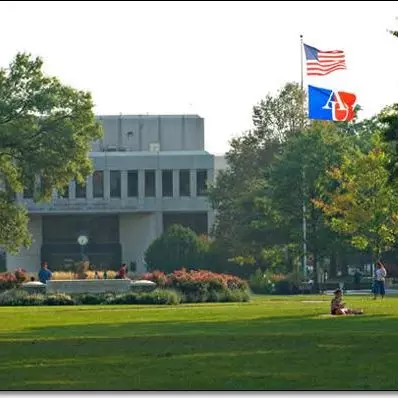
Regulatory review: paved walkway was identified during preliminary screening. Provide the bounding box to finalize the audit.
[324,289,398,296]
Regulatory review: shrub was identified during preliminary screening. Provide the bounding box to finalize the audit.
[21,293,46,306]
[141,270,169,287]
[75,293,105,305]
[0,289,29,305]
[0,269,28,291]
[43,293,76,306]
[273,279,300,295]
[142,269,250,303]
[145,224,207,273]
[0,289,45,306]
[248,268,275,294]
[220,288,250,302]
[106,289,181,305]
[0,272,17,291]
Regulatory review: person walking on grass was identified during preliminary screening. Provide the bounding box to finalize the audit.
[373,261,387,300]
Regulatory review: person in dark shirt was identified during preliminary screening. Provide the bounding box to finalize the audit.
[38,261,52,284]
[331,289,363,315]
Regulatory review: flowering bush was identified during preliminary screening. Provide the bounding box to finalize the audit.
[141,269,249,303]
[0,269,27,291]
[140,270,169,287]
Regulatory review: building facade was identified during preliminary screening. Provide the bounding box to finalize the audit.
[5,114,226,274]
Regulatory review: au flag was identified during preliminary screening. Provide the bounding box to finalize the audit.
[308,85,357,121]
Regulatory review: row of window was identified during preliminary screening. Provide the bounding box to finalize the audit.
[24,170,208,199]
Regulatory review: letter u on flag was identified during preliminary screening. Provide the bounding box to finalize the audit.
[308,85,357,122]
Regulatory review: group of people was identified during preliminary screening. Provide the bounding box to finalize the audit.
[330,261,387,316]
[93,264,129,279]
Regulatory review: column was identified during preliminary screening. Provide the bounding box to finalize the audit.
[138,170,145,200]
[87,175,93,200]
[104,170,110,200]
[156,169,162,199]
[121,170,128,199]
[70,181,76,200]
[190,169,197,197]
[173,169,179,197]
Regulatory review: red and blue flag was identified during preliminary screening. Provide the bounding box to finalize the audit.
[308,85,357,122]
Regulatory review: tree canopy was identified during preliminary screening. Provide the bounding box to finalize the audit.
[0,53,102,252]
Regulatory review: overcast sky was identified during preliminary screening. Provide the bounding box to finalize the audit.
[1,1,397,154]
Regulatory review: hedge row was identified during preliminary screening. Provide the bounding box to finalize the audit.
[0,287,250,306]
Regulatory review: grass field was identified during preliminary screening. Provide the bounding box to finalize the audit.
[0,294,397,390]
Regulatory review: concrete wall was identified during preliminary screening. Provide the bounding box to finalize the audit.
[214,155,228,179]
[93,115,204,152]
[46,279,131,294]
[6,215,42,272]
[22,151,214,215]
[119,212,162,273]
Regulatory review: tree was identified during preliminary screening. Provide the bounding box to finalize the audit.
[0,53,102,252]
[314,135,398,262]
[377,104,398,180]
[262,121,353,285]
[208,82,306,262]
[145,224,206,273]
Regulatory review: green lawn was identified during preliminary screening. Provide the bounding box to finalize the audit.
[0,294,397,390]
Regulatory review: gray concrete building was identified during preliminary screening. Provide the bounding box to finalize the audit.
[5,114,227,274]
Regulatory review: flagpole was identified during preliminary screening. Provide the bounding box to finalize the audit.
[300,34,308,280]
[300,34,304,90]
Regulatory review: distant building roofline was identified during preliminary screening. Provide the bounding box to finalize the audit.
[95,114,202,119]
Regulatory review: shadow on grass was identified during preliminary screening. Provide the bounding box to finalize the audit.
[1,313,398,390]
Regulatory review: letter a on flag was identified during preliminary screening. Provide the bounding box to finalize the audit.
[308,85,357,121]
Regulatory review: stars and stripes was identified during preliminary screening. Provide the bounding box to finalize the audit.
[303,43,346,77]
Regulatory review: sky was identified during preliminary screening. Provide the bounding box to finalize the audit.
[1,1,398,154]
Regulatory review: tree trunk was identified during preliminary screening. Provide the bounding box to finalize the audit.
[313,251,321,293]
[330,251,337,279]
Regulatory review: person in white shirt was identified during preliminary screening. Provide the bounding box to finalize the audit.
[373,261,387,300]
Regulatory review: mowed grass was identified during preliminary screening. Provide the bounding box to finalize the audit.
[0,294,397,390]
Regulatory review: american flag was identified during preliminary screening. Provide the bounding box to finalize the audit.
[303,43,346,76]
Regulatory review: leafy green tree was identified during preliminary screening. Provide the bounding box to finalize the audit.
[0,53,102,252]
[261,121,352,285]
[208,82,306,262]
[314,135,398,262]
[145,224,206,273]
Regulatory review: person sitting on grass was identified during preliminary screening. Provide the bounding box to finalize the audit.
[331,289,364,316]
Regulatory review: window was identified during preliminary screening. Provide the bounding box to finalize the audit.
[127,171,138,197]
[145,170,156,197]
[93,171,104,198]
[196,170,208,196]
[75,180,86,198]
[110,171,121,198]
[162,170,173,197]
[179,170,190,197]
[24,176,35,199]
